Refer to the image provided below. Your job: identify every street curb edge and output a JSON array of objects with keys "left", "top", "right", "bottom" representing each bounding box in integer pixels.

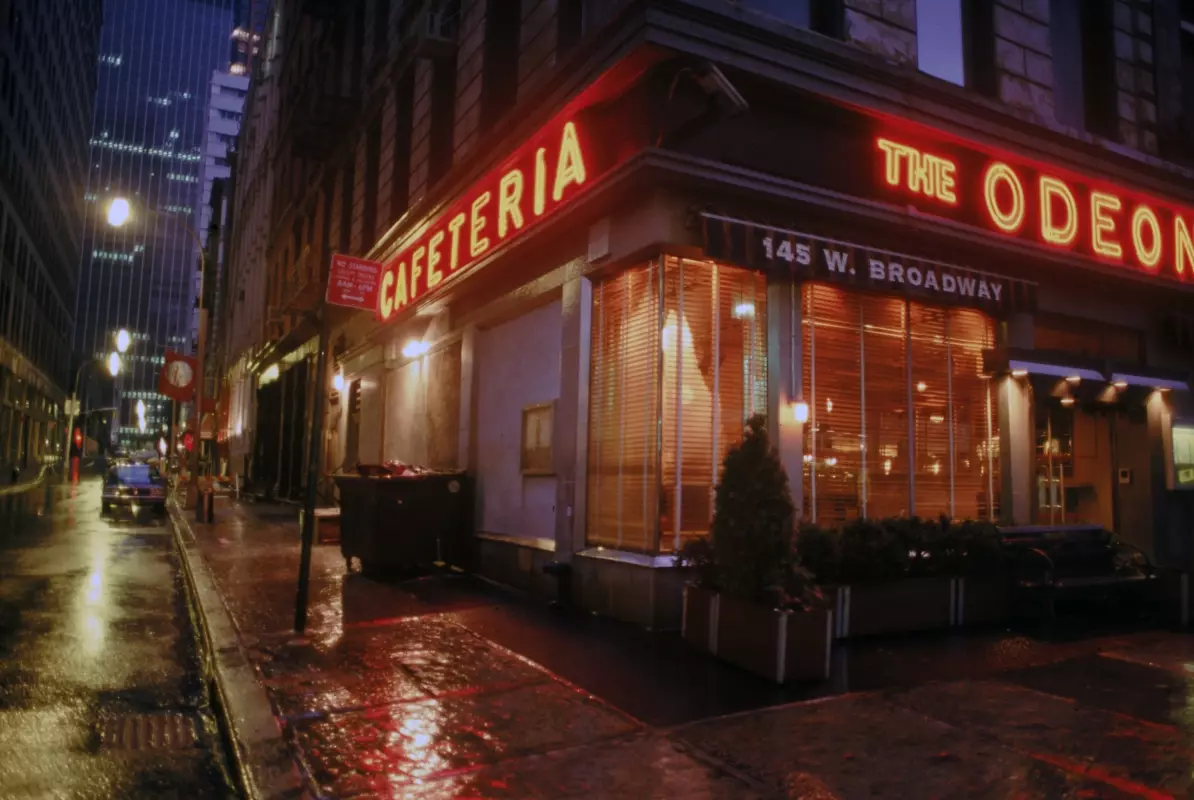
[{"left": 168, "top": 500, "right": 305, "bottom": 800}]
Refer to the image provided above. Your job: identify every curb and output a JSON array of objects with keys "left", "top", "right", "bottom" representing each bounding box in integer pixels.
[
  {"left": 0, "top": 462, "right": 54, "bottom": 496},
  {"left": 168, "top": 499, "right": 305, "bottom": 799}
]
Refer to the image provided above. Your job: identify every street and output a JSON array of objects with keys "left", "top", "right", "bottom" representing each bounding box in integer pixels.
[{"left": 0, "top": 470, "right": 236, "bottom": 799}]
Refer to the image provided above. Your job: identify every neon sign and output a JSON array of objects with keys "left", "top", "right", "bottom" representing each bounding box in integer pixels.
[
  {"left": 377, "top": 118, "right": 591, "bottom": 322},
  {"left": 876, "top": 136, "right": 1194, "bottom": 283}
]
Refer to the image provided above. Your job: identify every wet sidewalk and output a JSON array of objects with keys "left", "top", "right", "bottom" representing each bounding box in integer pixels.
[{"left": 174, "top": 497, "right": 1194, "bottom": 799}]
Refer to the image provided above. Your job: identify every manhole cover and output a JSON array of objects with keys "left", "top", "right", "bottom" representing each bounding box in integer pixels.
[{"left": 98, "top": 712, "right": 198, "bottom": 751}]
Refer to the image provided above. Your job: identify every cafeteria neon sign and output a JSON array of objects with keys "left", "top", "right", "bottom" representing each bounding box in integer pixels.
[
  {"left": 877, "top": 136, "right": 1194, "bottom": 281},
  {"left": 377, "top": 119, "right": 589, "bottom": 322}
]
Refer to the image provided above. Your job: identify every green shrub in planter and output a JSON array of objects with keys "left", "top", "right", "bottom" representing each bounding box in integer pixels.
[
  {"left": 838, "top": 518, "right": 909, "bottom": 584},
  {"left": 680, "top": 414, "right": 819, "bottom": 610},
  {"left": 796, "top": 522, "right": 840, "bottom": 586}
]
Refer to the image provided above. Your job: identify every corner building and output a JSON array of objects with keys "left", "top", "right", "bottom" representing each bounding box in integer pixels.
[{"left": 233, "top": 0, "right": 1194, "bottom": 628}]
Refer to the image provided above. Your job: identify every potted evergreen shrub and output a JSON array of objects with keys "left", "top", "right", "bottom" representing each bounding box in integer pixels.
[
  {"left": 796, "top": 515, "right": 1009, "bottom": 637},
  {"left": 679, "top": 415, "right": 832, "bottom": 683}
]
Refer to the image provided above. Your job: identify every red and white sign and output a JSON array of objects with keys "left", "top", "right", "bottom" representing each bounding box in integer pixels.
[
  {"left": 158, "top": 350, "right": 197, "bottom": 401},
  {"left": 327, "top": 254, "right": 382, "bottom": 310}
]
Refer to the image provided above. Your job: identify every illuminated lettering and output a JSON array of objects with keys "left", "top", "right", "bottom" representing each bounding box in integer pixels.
[
  {"left": 447, "top": 212, "right": 466, "bottom": 272},
  {"left": 410, "top": 245, "right": 425, "bottom": 300},
  {"left": 552, "top": 121, "right": 586, "bottom": 201},
  {"left": 1130, "top": 205, "right": 1161, "bottom": 270},
  {"left": 1176, "top": 216, "right": 1194, "bottom": 277},
  {"left": 983, "top": 162, "right": 1025, "bottom": 234},
  {"left": 470, "top": 191, "right": 491, "bottom": 258},
  {"left": 378, "top": 270, "right": 395, "bottom": 320},
  {"left": 375, "top": 117, "right": 598, "bottom": 326},
  {"left": 1039, "top": 176, "right": 1077, "bottom": 246},
  {"left": 877, "top": 138, "right": 909, "bottom": 186},
  {"left": 876, "top": 137, "right": 957, "bottom": 204},
  {"left": 1090, "top": 192, "right": 1123, "bottom": 259},
  {"left": 533, "top": 147, "right": 547, "bottom": 216},
  {"left": 498, "top": 169, "right": 525, "bottom": 239},
  {"left": 394, "top": 262, "right": 409, "bottom": 308},
  {"left": 427, "top": 231, "right": 445, "bottom": 288}
]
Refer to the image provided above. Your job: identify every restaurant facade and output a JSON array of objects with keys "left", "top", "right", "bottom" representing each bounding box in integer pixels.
[{"left": 231, "top": 2, "right": 1194, "bottom": 629}]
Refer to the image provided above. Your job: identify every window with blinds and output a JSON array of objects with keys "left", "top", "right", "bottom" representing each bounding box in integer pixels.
[
  {"left": 587, "top": 263, "right": 661, "bottom": 552},
  {"left": 586, "top": 259, "right": 767, "bottom": 554},
  {"left": 801, "top": 284, "right": 999, "bottom": 525}
]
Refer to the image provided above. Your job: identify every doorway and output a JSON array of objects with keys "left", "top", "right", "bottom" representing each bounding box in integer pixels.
[{"left": 1032, "top": 391, "right": 1150, "bottom": 549}]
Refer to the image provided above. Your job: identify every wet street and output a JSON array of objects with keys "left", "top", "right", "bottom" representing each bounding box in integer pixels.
[{"left": 0, "top": 470, "right": 236, "bottom": 799}]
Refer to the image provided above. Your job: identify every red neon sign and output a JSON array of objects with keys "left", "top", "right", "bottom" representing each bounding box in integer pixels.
[
  {"left": 376, "top": 117, "right": 593, "bottom": 323},
  {"left": 876, "top": 135, "right": 1194, "bottom": 283}
]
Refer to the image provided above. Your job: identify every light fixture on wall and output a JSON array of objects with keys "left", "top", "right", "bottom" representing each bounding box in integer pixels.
[
  {"left": 1060, "top": 396, "right": 1075, "bottom": 407},
  {"left": 732, "top": 302, "right": 755, "bottom": 319},
  {"left": 1113, "top": 380, "right": 1128, "bottom": 390},
  {"left": 1065, "top": 375, "right": 1081, "bottom": 385},
  {"left": 792, "top": 401, "right": 809, "bottom": 424},
  {"left": 402, "top": 339, "right": 430, "bottom": 358},
  {"left": 1011, "top": 369, "right": 1028, "bottom": 378},
  {"left": 916, "top": 381, "right": 927, "bottom": 392},
  {"left": 332, "top": 371, "right": 345, "bottom": 392}
]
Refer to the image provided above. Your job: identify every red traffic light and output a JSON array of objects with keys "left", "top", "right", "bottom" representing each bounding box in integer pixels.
[{"left": 73, "top": 428, "right": 83, "bottom": 447}]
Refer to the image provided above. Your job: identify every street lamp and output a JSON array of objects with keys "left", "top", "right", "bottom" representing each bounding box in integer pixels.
[
  {"left": 115, "top": 329, "right": 131, "bottom": 354},
  {"left": 105, "top": 196, "right": 208, "bottom": 506},
  {"left": 62, "top": 344, "right": 122, "bottom": 479},
  {"left": 107, "top": 197, "right": 131, "bottom": 228}
]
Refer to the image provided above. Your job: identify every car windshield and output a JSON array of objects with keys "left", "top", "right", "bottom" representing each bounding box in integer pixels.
[{"left": 113, "top": 464, "right": 161, "bottom": 484}]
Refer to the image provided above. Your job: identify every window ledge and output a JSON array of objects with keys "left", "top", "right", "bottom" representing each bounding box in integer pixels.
[
  {"left": 576, "top": 547, "right": 679, "bottom": 569},
  {"left": 475, "top": 530, "right": 556, "bottom": 553}
]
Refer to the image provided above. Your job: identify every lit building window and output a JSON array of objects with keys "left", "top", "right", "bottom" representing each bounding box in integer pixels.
[{"left": 99, "top": 54, "right": 123, "bottom": 66}]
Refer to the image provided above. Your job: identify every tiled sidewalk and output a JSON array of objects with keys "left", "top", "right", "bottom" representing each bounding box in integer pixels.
[{"left": 175, "top": 497, "right": 1194, "bottom": 799}]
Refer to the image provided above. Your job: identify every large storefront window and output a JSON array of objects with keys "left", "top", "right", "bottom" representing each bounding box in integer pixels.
[
  {"left": 801, "top": 284, "right": 999, "bottom": 524},
  {"left": 586, "top": 259, "right": 767, "bottom": 553}
]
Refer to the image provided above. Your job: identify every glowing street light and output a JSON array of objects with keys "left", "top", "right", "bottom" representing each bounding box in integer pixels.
[
  {"left": 115, "top": 329, "right": 131, "bottom": 353},
  {"left": 107, "top": 197, "right": 131, "bottom": 227},
  {"left": 107, "top": 352, "right": 121, "bottom": 377}
]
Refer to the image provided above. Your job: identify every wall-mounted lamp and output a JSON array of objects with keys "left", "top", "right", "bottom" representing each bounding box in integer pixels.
[
  {"left": 1010, "top": 369, "right": 1028, "bottom": 378},
  {"left": 332, "top": 371, "right": 345, "bottom": 392},
  {"left": 792, "top": 401, "right": 809, "bottom": 424},
  {"left": 1065, "top": 375, "right": 1081, "bottom": 385},
  {"left": 1060, "top": 396, "right": 1075, "bottom": 407},
  {"left": 402, "top": 339, "right": 430, "bottom": 358},
  {"left": 1113, "top": 381, "right": 1128, "bottom": 390},
  {"left": 732, "top": 302, "right": 755, "bottom": 319}
]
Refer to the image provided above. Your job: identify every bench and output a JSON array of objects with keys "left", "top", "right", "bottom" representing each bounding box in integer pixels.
[{"left": 997, "top": 524, "right": 1155, "bottom": 618}]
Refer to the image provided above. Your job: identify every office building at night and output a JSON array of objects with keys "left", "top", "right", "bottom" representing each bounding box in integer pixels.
[
  {"left": 0, "top": 0, "right": 103, "bottom": 480},
  {"left": 224, "top": 1, "right": 1194, "bottom": 627},
  {"left": 75, "top": 0, "right": 233, "bottom": 452}
]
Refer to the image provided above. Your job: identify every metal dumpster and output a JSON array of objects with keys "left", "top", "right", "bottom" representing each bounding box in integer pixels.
[{"left": 334, "top": 469, "right": 473, "bottom": 578}]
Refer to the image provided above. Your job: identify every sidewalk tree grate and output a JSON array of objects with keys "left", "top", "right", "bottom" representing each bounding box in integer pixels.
[{"left": 98, "top": 712, "right": 199, "bottom": 752}]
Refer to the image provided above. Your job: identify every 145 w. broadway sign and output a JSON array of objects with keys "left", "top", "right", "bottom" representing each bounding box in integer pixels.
[{"left": 702, "top": 214, "right": 1037, "bottom": 316}]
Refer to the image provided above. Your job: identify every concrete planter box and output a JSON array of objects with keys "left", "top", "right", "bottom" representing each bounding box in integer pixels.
[
  {"left": 831, "top": 577, "right": 956, "bottom": 638},
  {"left": 682, "top": 586, "right": 832, "bottom": 683}
]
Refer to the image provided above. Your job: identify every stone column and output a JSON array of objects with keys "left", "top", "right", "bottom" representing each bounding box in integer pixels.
[
  {"left": 768, "top": 279, "right": 804, "bottom": 517},
  {"left": 554, "top": 277, "right": 592, "bottom": 559},
  {"left": 999, "top": 311, "right": 1035, "bottom": 525}
]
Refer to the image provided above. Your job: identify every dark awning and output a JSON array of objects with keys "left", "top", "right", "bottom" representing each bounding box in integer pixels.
[{"left": 701, "top": 213, "right": 1037, "bottom": 317}]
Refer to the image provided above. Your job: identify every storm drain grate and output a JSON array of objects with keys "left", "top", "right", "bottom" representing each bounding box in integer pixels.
[{"left": 98, "top": 712, "right": 198, "bottom": 751}]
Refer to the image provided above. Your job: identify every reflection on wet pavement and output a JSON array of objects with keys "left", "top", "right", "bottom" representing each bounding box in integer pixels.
[
  {"left": 190, "top": 497, "right": 1194, "bottom": 799},
  {"left": 0, "top": 472, "right": 234, "bottom": 797}
]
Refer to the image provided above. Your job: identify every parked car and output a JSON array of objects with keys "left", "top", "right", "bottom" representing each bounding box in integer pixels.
[{"left": 102, "top": 461, "right": 167, "bottom": 514}]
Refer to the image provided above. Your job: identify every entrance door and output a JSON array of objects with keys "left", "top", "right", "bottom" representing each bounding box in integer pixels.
[{"left": 1033, "top": 401, "right": 1115, "bottom": 530}]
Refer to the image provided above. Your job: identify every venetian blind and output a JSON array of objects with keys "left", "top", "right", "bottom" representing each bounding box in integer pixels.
[
  {"left": 801, "top": 284, "right": 998, "bottom": 524},
  {"left": 660, "top": 258, "right": 767, "bottom": 552},
  {"left": 586, "top": 263, "right": 660, "bottom": 552}
]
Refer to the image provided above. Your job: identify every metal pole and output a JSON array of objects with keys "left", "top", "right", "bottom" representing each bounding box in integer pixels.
[
  {"left": 185, "top": 225, "right": 206, "bottom": 508},
  {"left": 295, "top": 306, "right": 331, "bottom": 633},
  {"left": 62, "top": 360, "right": 92, "bottom": 480}
]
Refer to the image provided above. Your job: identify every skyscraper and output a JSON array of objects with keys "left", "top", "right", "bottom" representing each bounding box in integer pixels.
[
  {"left": 0, "top": 0, "right": 103, "bottom": 480},
  {"left": 75, "top": 0, "right": 234, "bottom": 451}
]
